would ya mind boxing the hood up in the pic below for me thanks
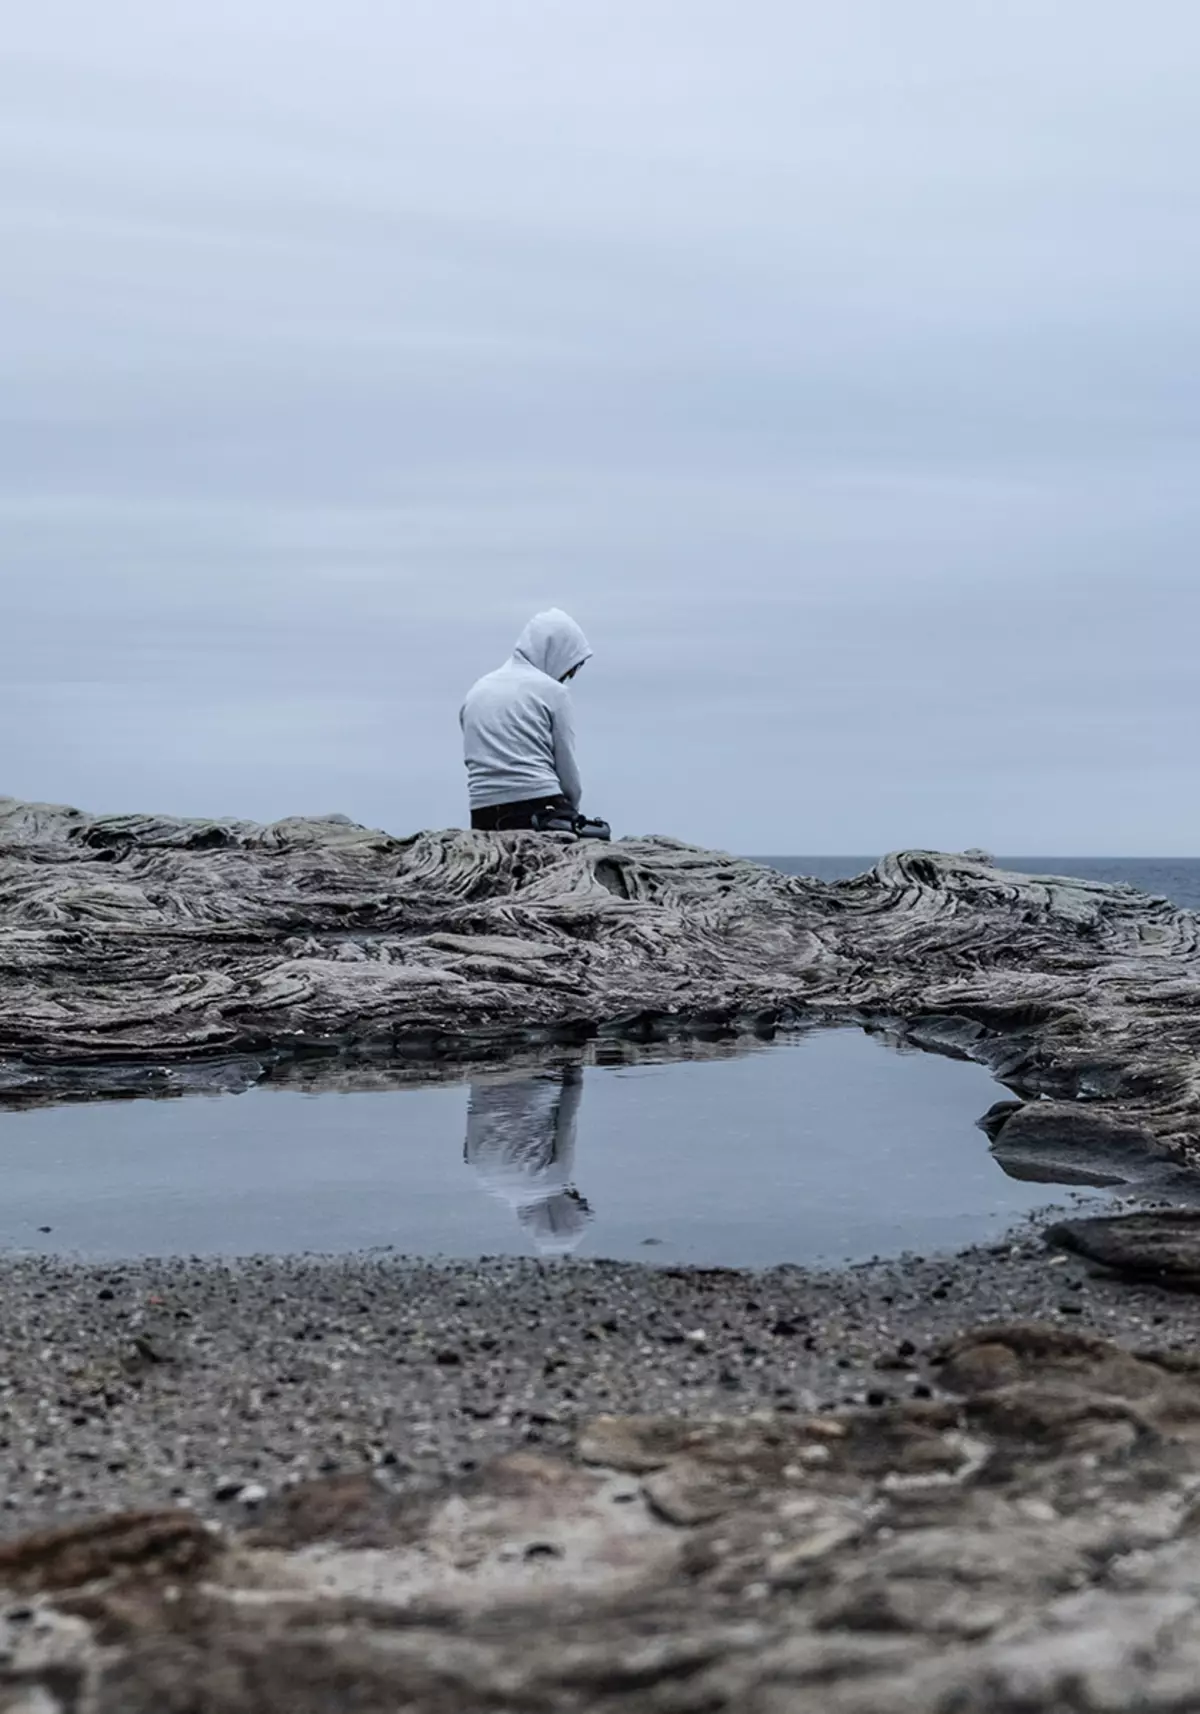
[512,609,592,683]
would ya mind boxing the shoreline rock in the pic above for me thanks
[3,797,1200,1167]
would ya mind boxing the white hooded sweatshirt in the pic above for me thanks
[460,609,592,810]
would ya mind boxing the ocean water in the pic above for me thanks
[761,856,1200,911]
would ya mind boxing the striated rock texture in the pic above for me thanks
[8,1325,1200,1710]
[2,796,1200,1160]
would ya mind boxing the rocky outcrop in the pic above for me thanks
[3,798,1200,1166]
[6,1324,1200,1711]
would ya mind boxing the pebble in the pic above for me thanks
[0,1236,1175,1534]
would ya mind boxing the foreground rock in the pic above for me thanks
[6,1323,1200,1711]
[1050,1208,1200,1286]
[3,798,1200,1173]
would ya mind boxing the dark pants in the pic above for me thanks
[470,795,572,832]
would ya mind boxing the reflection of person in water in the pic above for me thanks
[464,1066,592,1257]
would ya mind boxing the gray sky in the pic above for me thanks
[3,1,1198,854]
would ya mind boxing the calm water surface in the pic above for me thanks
[0,1029,1100,1267]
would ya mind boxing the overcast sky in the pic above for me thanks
[2,2,1198,854]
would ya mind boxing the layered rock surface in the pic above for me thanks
[3,798,1200,1167]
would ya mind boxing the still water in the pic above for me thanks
[0,1029,1100,1267]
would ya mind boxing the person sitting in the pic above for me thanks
[461,608,599,833]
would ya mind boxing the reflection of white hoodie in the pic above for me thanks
[464,1067,592,1257]
[460,610,592,810]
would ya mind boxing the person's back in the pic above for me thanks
[461,609,592,831]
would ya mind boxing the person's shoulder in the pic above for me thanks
[464,663,508,699]
[506,661,566,706]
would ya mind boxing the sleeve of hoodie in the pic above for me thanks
[549,686,583,809]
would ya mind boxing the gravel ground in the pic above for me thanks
[0,1220,1196,1536]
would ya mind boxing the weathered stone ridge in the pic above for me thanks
[2,797,1199,1163]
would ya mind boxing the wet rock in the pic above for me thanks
[1048,1209,1200,1288]
[977,1098,1024,1141]
[986,1101,1194,1192]
[900,1014,988,1060]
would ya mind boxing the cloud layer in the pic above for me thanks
[3,1,1197,852]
